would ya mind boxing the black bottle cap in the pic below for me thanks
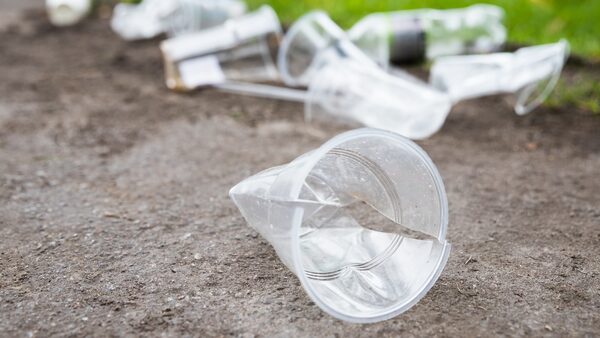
[389,17,426,64]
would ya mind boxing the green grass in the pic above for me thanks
[247,0,600,59]
[547,73,600,114]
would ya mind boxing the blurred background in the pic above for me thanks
[240,0,599,114]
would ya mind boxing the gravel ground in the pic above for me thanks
[0,3,599,337]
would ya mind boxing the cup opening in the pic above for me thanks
[277,11,345,87]
[513,40,569,115]
[287,129,450,322]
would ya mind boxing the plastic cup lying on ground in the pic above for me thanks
[430,39,569,115]
[275,11,452,139]
[304,56,452,140]
[111,0,246,41]
[230,128,451,323]
[46,0,92,27]
[348,4,506,67]
[160,5,281,91]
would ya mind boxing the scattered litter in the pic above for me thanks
[218,11,452,139]
[279,11,452,139]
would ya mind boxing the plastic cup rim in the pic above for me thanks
[283,128,450,323]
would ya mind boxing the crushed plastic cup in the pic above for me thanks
[275,11,452,139]
[348,4,507,67]
[305,57,452,140]
[230,128,451,323]
[430,40,569,115]
[111,0,247,41]
[160,5,281,91]
[46,0,92,27]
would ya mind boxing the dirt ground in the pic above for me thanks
[1,3,599,338]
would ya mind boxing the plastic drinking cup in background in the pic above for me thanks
[230,128,451,323]
[160,5,281,91]
[276,11,452,139]
[348,4,507,67]
[277,11,378,88]
[429,39,569,115]
[46,0,92,27]
[111,0,247,41]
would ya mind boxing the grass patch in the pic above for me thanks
[546,73,600,114]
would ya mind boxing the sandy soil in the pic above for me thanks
[0,5,599,338]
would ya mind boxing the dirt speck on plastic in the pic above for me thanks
[1,6,599,338]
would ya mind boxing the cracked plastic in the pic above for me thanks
[430,40,569,115]
[230,129,450,323]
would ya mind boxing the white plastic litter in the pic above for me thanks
[111,0,246,41]
[160,5,281,90]
[348,4,507,67]
[304,56,452,139]
[230,128,450,323]
[214,82,307,103]
[430,39,569,115]
[275,11,452,139]
[46,0,92,27]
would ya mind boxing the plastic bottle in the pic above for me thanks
[348,4,506,66]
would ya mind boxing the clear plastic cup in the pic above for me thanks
[111,0,247,41]
[46,0,92,27]
[160,5,281,91]
[277,11,378,87]
[230,128,451,323]
[274,11,452,139]
[430,40,570,115]
[348,4,507,67]
[305,56,452,140]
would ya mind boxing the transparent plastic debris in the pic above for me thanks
[274,11,452,139]
[111,0,247,41]
[160,5,281,91]
[305,57,452,139]
[230,128,451,323]
[348,4,506,67]
[430,40,569,115]
[214,71,451,140]
[277,11,377,88]
[214,81,307,103]
[46,0,92,27]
